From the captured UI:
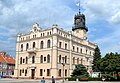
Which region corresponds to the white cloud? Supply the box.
[0,0,120,57]
[110,11,120,24]
[79,0,120,55]
[0,0,76,57]
[82,0,120,24]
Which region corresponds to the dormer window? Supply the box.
[32,23,39,32]
[33,27,37,32]
[34,28,36,32]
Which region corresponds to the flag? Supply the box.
[76,3,79,6]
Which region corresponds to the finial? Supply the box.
[34,17,38,24]
[76,0,81,14]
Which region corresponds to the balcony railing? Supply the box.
[27,64,36,69]
[27,48,38,53]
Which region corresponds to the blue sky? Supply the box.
[0,0,120,57]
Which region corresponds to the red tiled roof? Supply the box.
[0,55,7,63]
[5,54,15,64]
[0,52,6,56]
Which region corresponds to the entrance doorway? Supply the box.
[31,69,35,79]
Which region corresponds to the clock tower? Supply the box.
[72,11,88,39]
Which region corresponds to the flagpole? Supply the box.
[79,0,80,14]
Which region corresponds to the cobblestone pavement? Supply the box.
[0,78,120,83]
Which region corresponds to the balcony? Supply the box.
[27,64,36,69]
[27,48,38,53]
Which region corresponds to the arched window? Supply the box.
[65,43,67,50]
[40,41,44,49]
[86,49,88,54]
[26,57,28,64]
[32,56,35,63]
[47,40,51,48]
[73,57,75,64]
[81,58,83,64]
[20,57,22,64]
[77,58,79,64]
[21,44,23,51]
[90,51,91,56]
[40,55,43,63]
[47,54,50,63]
[58,69,61,76]
[20,69,22,76]
[59,55,61,63]
[77,47,79,53]
[80,48,82,54]
[41,33,42,37]
[65,56,67,64]
[33,42,35,48]
[26,43,29,50]
[65,69,67,76]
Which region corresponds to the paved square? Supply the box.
[0,78,120,83]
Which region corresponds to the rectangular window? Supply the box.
[90,51,91,55]
[47,69,50,76]
[65,69,67,76]
[20,70,22,76]
[58,69,61,77]
[59,42,62,48]
[73,46,75,51]
[86,49,87,54]
[32,56,35,64]
[22,69,24,73]
[25,69,27,76]
[77,47,79,53]
[44,57,46,61]
[40,69,43,76]
[77,58,79,64]
[65,43,67,50]
[23,59,25,63]
[80,48,82,54]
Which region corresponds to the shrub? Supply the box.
[101,74,116,81]
[67,77,76,81]
[88,77,101,81]
[80,77,88,81]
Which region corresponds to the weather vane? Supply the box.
[76,0,81,14]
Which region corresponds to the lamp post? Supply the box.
[62,57,65,83]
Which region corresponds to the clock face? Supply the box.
[76,19,80,24]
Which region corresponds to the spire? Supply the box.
[76,0,81,14]
[72,0,88,32]
[79,0,81,14]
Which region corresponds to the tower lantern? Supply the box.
[72,1,88,39]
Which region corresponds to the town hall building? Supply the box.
[14,11,96,79]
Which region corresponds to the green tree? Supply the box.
[71,64,89,78]
[92,46,101,72]
[99,52,120,80]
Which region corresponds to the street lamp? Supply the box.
[62,57,65,83]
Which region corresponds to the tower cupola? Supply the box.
[72,12,88,32]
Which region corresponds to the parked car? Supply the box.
[4,75,12,78]
[0,74,4,78]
